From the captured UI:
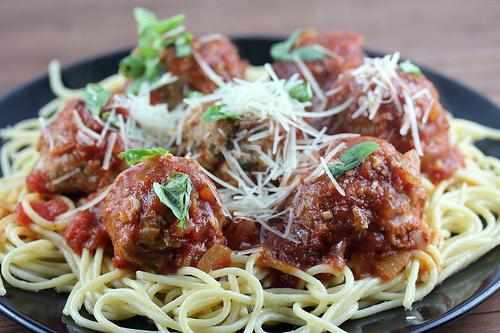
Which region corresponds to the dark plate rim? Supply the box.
[0,37,498,333]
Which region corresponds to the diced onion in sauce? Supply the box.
[197,244,232,272]
[374,251,412,280]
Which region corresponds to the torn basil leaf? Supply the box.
[119,147,168,166]
[83,83,111,118]
[271,29,325,62]
[153,172,192,228]
[329,142,379,179]
[119,55,145,79]
[289,82,313,102]
[120,8,187,94]
[175,32,193,58]
[202,104,237,122]
[399,60,421,76]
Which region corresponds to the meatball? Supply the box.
[272,29,365,90]
[151,35,248,106]
[178,105,274,182]
[260,137,430,282]
[26,100,127,195]
[325,63,464,183]
[102,154,227,273]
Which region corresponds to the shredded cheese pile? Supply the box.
[184,63,355,240]
[348,52,433,156]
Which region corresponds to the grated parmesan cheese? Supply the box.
[102,132,118,170]
[347,53,428,156]
[51,169,80,186]
[39,117,54,151]
[72,110,100,140]
[193,52,225,87]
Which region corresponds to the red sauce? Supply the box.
[224,218,261,251]
[26,170,49,194]
[15,197,68,226]
[64,209,109,255]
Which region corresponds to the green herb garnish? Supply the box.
[134,8,185,37]
[119,8,189,93]
[186,91,205,99]
[119,54,146,79]
[399,60,421,76]
[271,29,325,62]
[83,83,111,118]
[119,147,168,166]
[175,32,193,58]
[329,142,379,179]
[153,172,192,228]
[202,104,237,122]
[288,82,312,102]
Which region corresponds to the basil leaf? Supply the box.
[329,142,379,179]
[175,32,193,58]
[134,7,158,35]
[289,82,312,102]
[153,172,192,228]
[123,9,187,95]
[83,84,111,118]
[155,13,185,34]
[399,60,421,76]
[271,29,325,62]
[144,57,162,80]
[202,104,237,122]
[270,29,304,61]
[119,147,168,166]
[293,45,326,61]
[119,55,145,78]
[187,91,205,99]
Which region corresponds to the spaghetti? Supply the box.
[0,14,499,333]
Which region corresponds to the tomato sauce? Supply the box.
[16,197,68,226]
[64,209,109,255]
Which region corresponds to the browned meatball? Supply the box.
[102,154,227,273]
[26,100,127,195]
[326,65,464,183]
[260,137,430,282]
[178,105,274,182]
[272,29,365,90]
[150,35,248,107]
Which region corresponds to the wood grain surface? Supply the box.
[0,0,499,332]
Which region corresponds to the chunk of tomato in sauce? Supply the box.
[26,170,49,194]
[64,210,109,255]
[15,197,68,226]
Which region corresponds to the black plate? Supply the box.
[0,37,499,333]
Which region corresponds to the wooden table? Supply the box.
[0,0,499,332]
